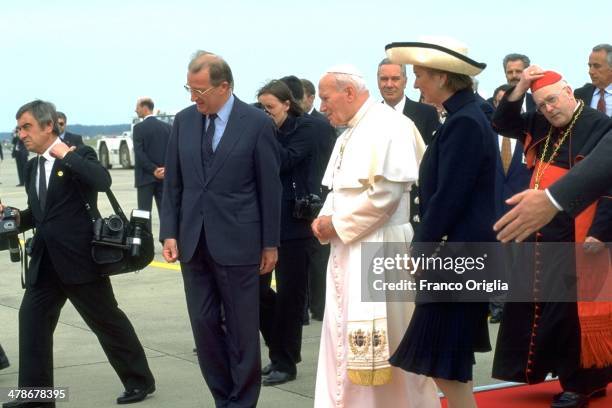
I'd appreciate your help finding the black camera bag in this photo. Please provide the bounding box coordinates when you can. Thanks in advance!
[79,188,154,276]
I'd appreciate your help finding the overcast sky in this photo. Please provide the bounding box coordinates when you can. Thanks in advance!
[1,0,609,131]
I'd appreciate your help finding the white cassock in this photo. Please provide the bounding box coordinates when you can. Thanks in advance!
[314,99,439,408]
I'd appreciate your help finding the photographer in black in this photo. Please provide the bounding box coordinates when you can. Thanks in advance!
[256,80,320,386]
[1,100,154,408]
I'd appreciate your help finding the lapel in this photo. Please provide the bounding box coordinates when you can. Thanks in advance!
[402,96,417,119]
[204,98,246,187]
[188,108,206,185]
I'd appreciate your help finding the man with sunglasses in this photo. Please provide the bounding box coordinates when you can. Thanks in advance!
[56,112,84,147]
[160,51,281,408]
[491,68,612,408]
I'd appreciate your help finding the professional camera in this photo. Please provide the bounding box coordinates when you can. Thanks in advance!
[293,193,323,221]
[0,207,21,262]
[93,214,126,245]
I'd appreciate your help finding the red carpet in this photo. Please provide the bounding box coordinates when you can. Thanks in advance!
[440,381,610,407]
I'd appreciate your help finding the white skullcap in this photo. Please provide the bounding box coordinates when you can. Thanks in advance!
[324,64,364,78]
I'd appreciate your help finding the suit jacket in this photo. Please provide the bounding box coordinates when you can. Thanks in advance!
[133,116,172,187]
[574,83,595,106]
[62,131,84,147]
[401,96,440,144]
[309,108,327,122]
[12,136,28,158]
[160,97,281,265]
[19,145,111,286]
[416,89,497,244]
[494,137,531,219]
[306,112,336,200]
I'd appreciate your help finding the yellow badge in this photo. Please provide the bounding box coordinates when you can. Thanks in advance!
[57,171,64,177]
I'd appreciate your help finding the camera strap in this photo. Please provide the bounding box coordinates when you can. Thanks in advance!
[74,182,128,225]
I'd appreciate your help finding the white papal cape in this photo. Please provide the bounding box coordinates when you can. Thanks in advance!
[313,100,439,408]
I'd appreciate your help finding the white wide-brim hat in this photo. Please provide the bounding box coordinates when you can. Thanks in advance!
[385,36,486,76]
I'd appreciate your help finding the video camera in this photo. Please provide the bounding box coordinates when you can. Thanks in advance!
[0,207,21,262]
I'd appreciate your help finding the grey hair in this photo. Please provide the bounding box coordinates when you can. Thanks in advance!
[503,53,531,71]
[377,58,407,78]
[187,50,234,88]
[592,43,612,67]
[16,100,60,135]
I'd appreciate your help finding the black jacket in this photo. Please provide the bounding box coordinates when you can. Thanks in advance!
[401,96,439,144]
[62,131,84,147]
[19,145,111,286]
[574,83,595,106]
[133,116,172,187]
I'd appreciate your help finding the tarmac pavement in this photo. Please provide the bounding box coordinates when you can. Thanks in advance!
[0,157,505,407]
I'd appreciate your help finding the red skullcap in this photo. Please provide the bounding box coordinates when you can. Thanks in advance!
[530,71,562,92]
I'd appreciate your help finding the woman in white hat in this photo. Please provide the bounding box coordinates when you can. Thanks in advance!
[385,37,497,407]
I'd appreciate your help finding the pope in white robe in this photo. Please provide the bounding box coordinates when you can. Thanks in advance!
[312,66,439,408]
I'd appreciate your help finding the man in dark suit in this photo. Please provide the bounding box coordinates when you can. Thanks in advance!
[574,43,611,117]
[377,58,440,144]
[11,128,29,186]
[489,84,532,322]
[160,51,281,408]
[56,112,84,147]
[301,78,327,120]
[132,97,172,227]
[2,100,155,408]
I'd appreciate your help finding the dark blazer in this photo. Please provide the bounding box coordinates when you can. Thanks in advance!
[62,131,84,147]
[133,116,172,187]
[19,145,111,286]
[494,137,531,219]
[278,115,332,241]
[416,89,497,244]
[309,108,327,122]
[574,83,595,106]
[160,97,281,265]
[401,96,439,144]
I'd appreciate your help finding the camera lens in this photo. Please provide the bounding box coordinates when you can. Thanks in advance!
[106,215,124,232]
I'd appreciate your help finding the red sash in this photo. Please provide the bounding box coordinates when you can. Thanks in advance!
[529,161,612,368]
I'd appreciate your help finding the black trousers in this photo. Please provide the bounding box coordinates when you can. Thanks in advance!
[15,153,28,185]
[307,241,329,319]
[182,230,261,408]
[137,181,163,230]
[260,237,314,374]
[18,251,154,390]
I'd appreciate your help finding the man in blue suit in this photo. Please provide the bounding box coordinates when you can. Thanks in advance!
[490,84,532,322]
[160,51,281,408]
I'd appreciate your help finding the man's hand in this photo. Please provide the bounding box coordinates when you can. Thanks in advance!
[507,64,545,102]
[50,142,76,159]
[163,238,179,262]
[584,236,605,254]
[259,247,278,275]
[312,215,338,241]
[0,201,20,223]
[153,167,165,180]
[494,189,559,242]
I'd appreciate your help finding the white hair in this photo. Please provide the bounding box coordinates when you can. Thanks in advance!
[322,64,368,93]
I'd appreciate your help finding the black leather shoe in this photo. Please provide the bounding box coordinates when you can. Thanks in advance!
[311,314,323,321]
[551,391,588,408]
[2,401,55,408]
[262,370,296,386]
[116,384,155,404]
[262,363,275,376]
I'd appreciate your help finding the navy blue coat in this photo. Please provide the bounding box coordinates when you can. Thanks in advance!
[160,97,281,265]
[133,116,172,187]
[493,137,532,220]
[415,89,497,244]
